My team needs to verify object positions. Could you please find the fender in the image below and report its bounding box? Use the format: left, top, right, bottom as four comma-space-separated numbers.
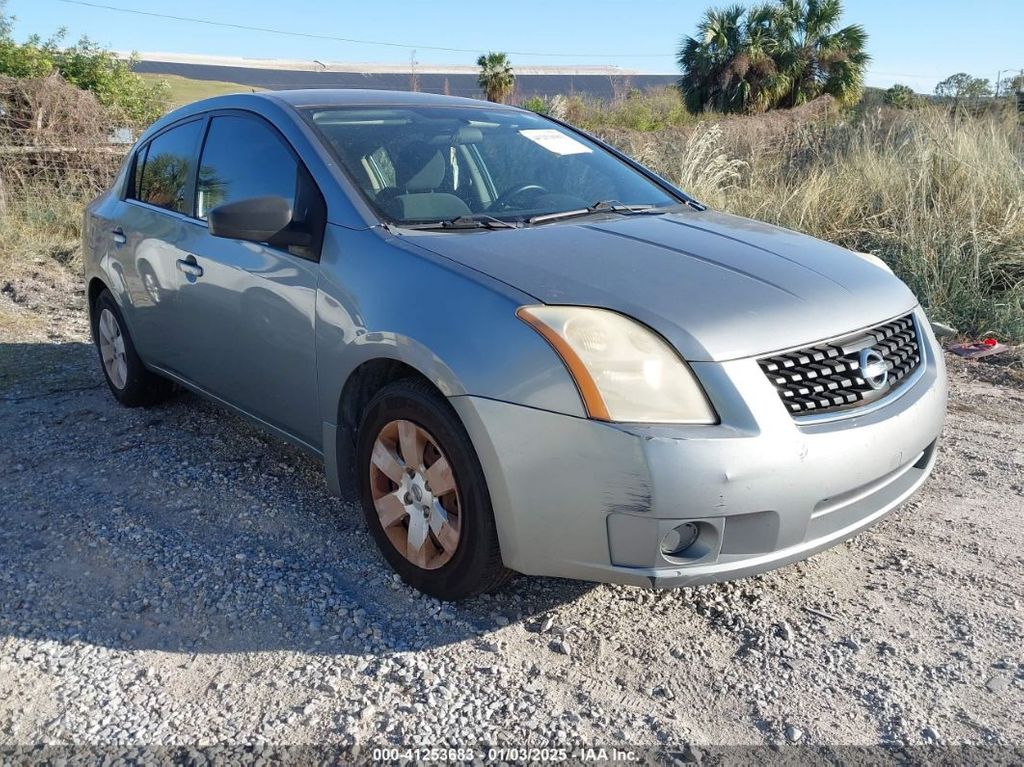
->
321, 335, 465, 498
313, 226, 587, 497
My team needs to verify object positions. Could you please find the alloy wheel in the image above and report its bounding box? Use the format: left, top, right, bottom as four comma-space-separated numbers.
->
97, 308, 128, 390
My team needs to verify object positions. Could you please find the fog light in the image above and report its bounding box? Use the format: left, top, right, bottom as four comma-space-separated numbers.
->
660, 522, 700, 557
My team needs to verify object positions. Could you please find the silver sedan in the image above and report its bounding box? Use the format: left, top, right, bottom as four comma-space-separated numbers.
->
83, 90, 946, 600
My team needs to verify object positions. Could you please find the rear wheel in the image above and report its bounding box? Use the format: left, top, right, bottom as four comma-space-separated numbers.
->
356, 378, 511, 600
91, 289, 173, 407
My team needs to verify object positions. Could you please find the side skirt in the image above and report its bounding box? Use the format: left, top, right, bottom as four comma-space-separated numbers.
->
147, 364, 324, 462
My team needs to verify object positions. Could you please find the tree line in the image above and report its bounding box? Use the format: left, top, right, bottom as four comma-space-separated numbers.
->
478, 1, 1019, 116
2, 0, 1018, 124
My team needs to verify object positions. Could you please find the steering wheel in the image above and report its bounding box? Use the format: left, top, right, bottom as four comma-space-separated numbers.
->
490, 184, 549, 211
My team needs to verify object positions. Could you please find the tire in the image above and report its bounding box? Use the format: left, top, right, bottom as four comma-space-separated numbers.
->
91, 289, 174, 407
356, 378, 512, 600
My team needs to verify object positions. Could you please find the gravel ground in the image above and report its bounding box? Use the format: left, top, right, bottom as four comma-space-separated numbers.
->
1, 276, 1023, 756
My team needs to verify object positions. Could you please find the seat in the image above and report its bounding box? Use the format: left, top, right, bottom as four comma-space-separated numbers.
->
377, 141, 471, 221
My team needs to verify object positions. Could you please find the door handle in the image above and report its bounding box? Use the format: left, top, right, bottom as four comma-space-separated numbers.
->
111, 227, 126, 246
175, 256, 204, 278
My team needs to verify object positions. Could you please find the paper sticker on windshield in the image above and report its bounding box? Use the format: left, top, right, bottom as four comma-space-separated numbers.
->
519, 129, 592, 156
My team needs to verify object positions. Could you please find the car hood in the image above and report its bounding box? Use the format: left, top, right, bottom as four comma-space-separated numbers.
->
403, 208, 918, 361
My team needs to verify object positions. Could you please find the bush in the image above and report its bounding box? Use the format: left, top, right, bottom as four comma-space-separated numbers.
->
0, 75, 125, 279
561, 87, 696, 132
519, 95, 550, 115
0, 2, 167, 126
883, 84, 919, 109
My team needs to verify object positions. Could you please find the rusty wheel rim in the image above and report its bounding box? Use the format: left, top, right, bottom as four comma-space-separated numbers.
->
369, 419, 462, 570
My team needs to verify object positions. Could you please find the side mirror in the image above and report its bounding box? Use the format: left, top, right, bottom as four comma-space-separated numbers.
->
207, 196, 311, 247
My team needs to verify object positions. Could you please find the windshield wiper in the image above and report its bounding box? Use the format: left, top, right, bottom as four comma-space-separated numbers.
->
528, 200, 662, 225
402, 214, 518, 231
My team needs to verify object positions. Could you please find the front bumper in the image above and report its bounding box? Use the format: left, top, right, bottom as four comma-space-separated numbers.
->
451, 309, 947, 588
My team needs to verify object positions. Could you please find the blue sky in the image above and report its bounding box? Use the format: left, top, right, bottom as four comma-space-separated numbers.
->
5, 0, 1023, 92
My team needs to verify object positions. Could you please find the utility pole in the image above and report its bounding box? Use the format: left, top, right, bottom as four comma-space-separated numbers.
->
409, 50, 419, 93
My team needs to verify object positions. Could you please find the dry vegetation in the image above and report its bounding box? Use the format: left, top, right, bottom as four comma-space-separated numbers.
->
586, 94, 1024, 339
0, 76, 121, 245
2, 77, 1023, 341
0, 76, 120, 337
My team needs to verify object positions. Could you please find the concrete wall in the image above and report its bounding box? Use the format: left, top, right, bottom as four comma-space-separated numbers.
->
135, 60, 680, 101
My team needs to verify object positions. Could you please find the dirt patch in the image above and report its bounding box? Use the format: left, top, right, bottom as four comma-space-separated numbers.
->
0, 260, 88, 343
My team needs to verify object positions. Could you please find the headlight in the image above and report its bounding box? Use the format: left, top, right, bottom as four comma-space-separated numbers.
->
517, 306, 717, 424
854, 251, 893, 274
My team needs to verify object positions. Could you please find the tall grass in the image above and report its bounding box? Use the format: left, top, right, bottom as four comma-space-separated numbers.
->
0, 75, 119, 276
596, 105, 1024, 339
0, 177, 102, 275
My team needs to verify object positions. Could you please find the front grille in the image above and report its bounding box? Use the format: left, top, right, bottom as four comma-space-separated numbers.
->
758, 314, 922, 416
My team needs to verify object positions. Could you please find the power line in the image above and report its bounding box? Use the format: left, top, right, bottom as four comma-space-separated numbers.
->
49, 0, 971, 81
54, 0, 669, 59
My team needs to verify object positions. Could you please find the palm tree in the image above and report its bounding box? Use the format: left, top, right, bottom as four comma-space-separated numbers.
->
676, 4, 786, 114
477, 52, 515, 104
677, 5, 750, 113
676, 0, 869, 113
770, 0, 869, 109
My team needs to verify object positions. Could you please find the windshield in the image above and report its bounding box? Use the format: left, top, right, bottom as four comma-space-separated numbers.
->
301, 105, 679, 227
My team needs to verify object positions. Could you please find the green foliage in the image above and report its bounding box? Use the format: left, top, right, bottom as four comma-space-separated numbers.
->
0, 1, 167, 125
57, 41, 168, 124
883, 83, 917, 109
677, 0, 870, 114
560, 88, 696, 132
935, 73, 992, 102
0, 26, 56, 78
613, 90, 692, 131
476, 52, 515, 104
519, 95, 550, 115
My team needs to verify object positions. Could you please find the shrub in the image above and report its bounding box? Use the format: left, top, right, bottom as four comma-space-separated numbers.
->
883, 84, 918, 109
561, 87, 696, 132
0, 75, 125, 278
0, 2, 167, 126
519, 95, 549, 115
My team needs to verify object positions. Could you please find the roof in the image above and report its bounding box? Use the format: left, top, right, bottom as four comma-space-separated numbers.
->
141, 88, 519, 144
264, 88, 508, 109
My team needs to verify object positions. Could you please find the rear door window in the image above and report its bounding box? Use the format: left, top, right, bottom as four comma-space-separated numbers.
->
135, 119, 203, 214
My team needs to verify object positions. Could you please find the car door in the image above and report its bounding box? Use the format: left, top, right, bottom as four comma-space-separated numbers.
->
172, 112, 325, 447
116, 118, 205, 375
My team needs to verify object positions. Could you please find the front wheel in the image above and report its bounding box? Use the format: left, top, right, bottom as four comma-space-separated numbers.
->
356, 379, 511, 600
